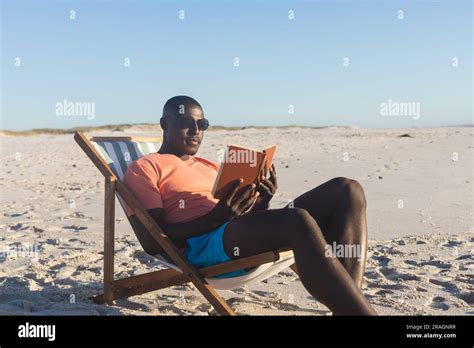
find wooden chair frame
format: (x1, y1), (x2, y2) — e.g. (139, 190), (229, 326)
(74, 131), (296, 315)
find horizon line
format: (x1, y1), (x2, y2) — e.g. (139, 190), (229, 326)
(0, 122), (473, 136)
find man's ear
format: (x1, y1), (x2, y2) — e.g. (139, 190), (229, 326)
(160, 117), (167, 131)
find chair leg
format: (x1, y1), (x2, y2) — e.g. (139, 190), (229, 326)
(190, 281), (236, 315)
(103, 178), (116, 303)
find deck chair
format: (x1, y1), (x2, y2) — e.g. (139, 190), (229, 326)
(74, 131), (295, 315)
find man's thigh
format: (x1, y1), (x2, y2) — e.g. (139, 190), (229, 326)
(285, 177), (345, 232)
(223, 208), (300, 259)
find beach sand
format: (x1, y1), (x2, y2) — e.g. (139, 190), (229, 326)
(0, 126), (472, 315)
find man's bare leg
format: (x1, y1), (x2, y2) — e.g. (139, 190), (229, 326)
(286, 177), (368, 288)
(223, 208), (376, 315)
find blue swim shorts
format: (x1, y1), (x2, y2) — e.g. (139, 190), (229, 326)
(183, 221), (247, 278)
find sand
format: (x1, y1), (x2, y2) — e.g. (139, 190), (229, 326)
(0, 126), (472, 315)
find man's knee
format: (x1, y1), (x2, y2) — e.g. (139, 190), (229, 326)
(284, 207), (319, 237)
(332, 177), (367, 208)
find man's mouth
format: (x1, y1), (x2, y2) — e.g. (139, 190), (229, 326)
(185, 138), (200, 145)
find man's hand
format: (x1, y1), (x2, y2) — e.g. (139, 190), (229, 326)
(207, 178), (259, 225)
(253, 163), (278, 210)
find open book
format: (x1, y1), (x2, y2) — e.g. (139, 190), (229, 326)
(211, 144), (276, 199)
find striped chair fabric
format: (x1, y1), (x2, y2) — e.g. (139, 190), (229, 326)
(91, 138), (163, 181)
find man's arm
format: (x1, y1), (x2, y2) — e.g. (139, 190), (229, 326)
(129, 180), (258, 255)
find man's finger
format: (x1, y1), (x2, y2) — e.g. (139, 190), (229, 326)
(258, 182), (272, 195)
(233, 184), (255, 206)
(269, 165), (277, 184)
(260, 164), (267, 181)
(238, 191), (260, 213)
(226, 178), (243, 204)
(262, 178), (275, 192)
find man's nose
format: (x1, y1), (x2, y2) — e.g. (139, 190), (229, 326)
(187, 121), (200, 134)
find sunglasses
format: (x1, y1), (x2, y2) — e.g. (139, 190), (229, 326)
(168, 116), (210, 131)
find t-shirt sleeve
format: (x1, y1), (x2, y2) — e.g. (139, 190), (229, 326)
(123, 159), (164, 216)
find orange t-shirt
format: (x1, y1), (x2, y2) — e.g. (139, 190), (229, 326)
(123, 153), (220, 224)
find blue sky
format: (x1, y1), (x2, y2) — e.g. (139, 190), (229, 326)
(1, 0), (472, 130)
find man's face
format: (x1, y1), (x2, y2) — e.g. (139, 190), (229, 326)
(164, 106), (206, 156)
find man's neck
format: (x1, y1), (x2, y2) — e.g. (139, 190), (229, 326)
(158, 142), (189, 160)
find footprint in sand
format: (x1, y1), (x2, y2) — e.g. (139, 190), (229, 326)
(230, 287), (248, 295)
(156, 304), (189, 315)
(429, 278), (459, 292)
(63, 212), (88, 220)
(9, 223), (29, 231)
(379, 267), (421, 281)
(404, 260), (418, 266)
(429, 296), (450, 311)
(456, 292), (474, 306)
(366, 281), (407, 291)
(252, 290), (276, 299)
(32, 226), (44, 233)
(420, 260), (452, 269)
(442, 240), (464, 248)
(416, 287), (428, 292)
(372, 255), (391, 267)
(364, 269), (384, 279)
(456, 254), (472, 261)
(228, 294), (302, 312)
(3, 211), (28, 217)
(129, 250), (158, 265)
(66, 238), (88, 246)
(45, 239), (61, 245)
(63, 225), (88, 231)
(195, 303), (213, 313)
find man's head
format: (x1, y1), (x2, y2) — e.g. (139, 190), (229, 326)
(160, 96), (209, 156)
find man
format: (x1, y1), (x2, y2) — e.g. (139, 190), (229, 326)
(124, 95), (377, 315)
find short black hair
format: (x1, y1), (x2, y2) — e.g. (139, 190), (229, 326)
(162, 95), (202, 118)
